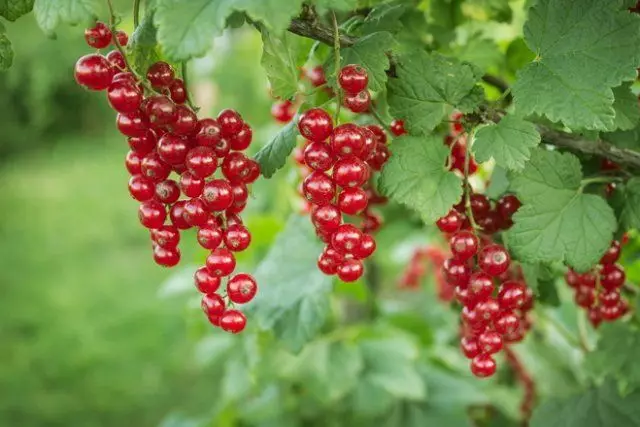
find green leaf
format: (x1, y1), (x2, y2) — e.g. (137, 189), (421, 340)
(586, 323), (640, 390)
(0, 29), (13, 71)
(531, 380), (640, 427)
(250, 215), (332, 352)
(607, 83), (640, 132)
(387, 51), (480, 134)
(512, 0), (640, 130)
(465, 0), (512, 22)
(312, 0), (359, 13)
(326, 32), (396, 92)
(601, 125), (640, 150)
(0, 0), (34, 21)
(358, 3), (407, 35)
(379, 135), (463, 224)
(473, 115), (541, 170)
(260, 29), (310, 100)
(454, 37), (502, 72)
(619, 178), (640, 230)
(128, 11), (160, 75)
(33, 0), (99, 35)
(239, 0), (305, 34)
(486, 165), (510, 199)
(254, 119), (299, 178)
(505, 149), (616, 271)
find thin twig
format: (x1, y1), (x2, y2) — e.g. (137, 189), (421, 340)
(463, 130), (480, 233)
(180, 61), (199, 112)
(331, 12), (342, 124)
(133, 0), (141, 28)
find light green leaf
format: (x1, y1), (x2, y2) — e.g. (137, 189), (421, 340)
(473, 115), (541, 170)
(387, 51), (480, 134)
(260, 29), (310, 100)
(454, 37), (502, 72)
(531, 380), (640, 427)
(221, 358), (253, 402)
(326, 32), (396, 92)
(128, 11), (160, 76)
(512, 0), (640, 130)
(358, 3), (407, 35)
(607, 83), (640, 132)
(586, 323), (640, 390)
(486, 165), (510, 199)
(619, 177), (640, 231)
(379, 135), (463, 224)
(250, 215), (332, 353)
(0, 0), (34, 21)
(239, 0), (305, 34)
(465, 0), (512, 22)
(254, 119), (299, 178)
(0, 30), (13, 71)
(33, 0), (99, 34)
(506, 149), (616, 271)
(312, 0), (359, 13)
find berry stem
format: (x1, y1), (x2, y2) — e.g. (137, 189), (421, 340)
(180, 61), (199, 112)
(331, 12), (342, 124)
(133, 0), (141, 28)
(463, 130), (480, 234)
(580, 176), (622, 189)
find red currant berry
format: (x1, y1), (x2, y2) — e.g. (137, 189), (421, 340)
(333, 156), (368, 188)
(305, 65), (327, 87)
(468, 272), (494, 303)
(442, 257), (471, 287)
(125, 150), (143, 175)
(478, 331), (503, 354)
(311, 204), (342, 232)
(156, 134), (187, 165)
(153, 245), (180, 267)
(145, 95), (178, 126)
(128, 131), (157, 155)
(75, 54), (113, 90)
(337, 259), (364, 282)
(170, 105), (198, 135)
(303, 171), (336, 205)
(600, 264), (625, 290)
(128, 174), (155, 201)
(361, 210), (383, 233)
(337, 187), (368, 215)
(473, 298), (500, 323)
(575, 286), (596, 308)
(226, 123), (252, 152)
(147, 62), (175, 87)
(107, 81), (142, 113)
(331, 224), (363, 255)
(494, 311), (520, 336)
(223, 224), (251, 252)
(497, 194), (521, 219)
(217, 109), (244, 137)
(84, 22), (112, 48)
(369, 143), (392, 172)
(206, 248), (236, 277)
(169, 79), (187, 104)
(338, 64), (368, 94)
(577, 271), (597, 288)
(470, 194), (491, 219)
(359, 127), (377, 161)
(330, 124), (366, 158)
(151, 225), (180, 248)
(195, 118), (222, 147)
(600, 241), (621, 265)
(221, 152), (250, 183)
(600, 303), (624, 322)
(271, 100), (296, 123)
(202, 293), (225, 317)
(497, 280), (527, 310)
(194, 266), (221, 294)
(202, 179), (234, 211)
(471, 354), (496, 378)
(227, 273), (258, 304)
(449, 230), (479, 261)
(180, 171), (205, 198)
(436, 210), (464, 233)
(343, 90), (371, 113)
(353, 234), (376, 259)
(197, 225), (223, 250)
(242, 160), (260, 184)
(588, 307), (602, 328)
(141, 152), (171, 182)
(186, 146), (217, 178)
(105, 50), (126, 70)
(478, 245), (511, 277)
(117, 111), (149, 137)
(298, 108), (333, 142)
(304, 141), (335, 171)
(169, 200), (191, 230)
(565, 269), (581, 288)
(183, 198), (209, 227)
(219, 309), (247, 334)
(138, 200), (166, 229)
(390, 119), (406, 136)
(114, 30), (128, 46)
(155, 179), (180, 204)
(460, 337), (481, 359)
(230, 183), (249, 206)
(599, 289), (621, 307)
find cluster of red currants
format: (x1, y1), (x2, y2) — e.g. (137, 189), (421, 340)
(446, 111), (478, 176)
(74, 22), (261, 334)
(271, 65), (329, 124)
(565, 239), (629, 327)
(295, 65), (391, 282)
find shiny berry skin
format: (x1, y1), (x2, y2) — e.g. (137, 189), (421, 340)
(333, 156), (368, 188)
(577, 271), (597, 288)
(197, 225), (223, 250)
(230, 183), (249, 206)
(306, 66), (327, 87)
(151, 224), (180, 248)
(157, 134), (188, 165)
(169, 79), (187, 104)
(337, 187), (368, 215)
(331, 224), (363, 255)
(600, 241), (621, 265)
(443, 258), (471, 287)
(140, 152), (171, 182)
(599, 290), (621, 307)
(495, 311), (520, 335)
(115, 30), (128, 46)
(271, 100), (296, 123)
(169, 201), (191, 230)
(460, 337), (480, 359)
(467, 272), (494, 302)
(186, 146), (217, 178)
(330, 124), (366, 158)
(565, 269), (580, 288)
(227, 123), (252, 151)
(478, 331), (503, 355)
(436, 209), (464, 233)
(125, 150), (143, 175)
(155, 179), (180, 204)
(170, 105), (198, 135)
(317, 250), (341, 275)
(227, 273), (258, 304)
(194, 267), (221, 294)
(600, 264), (625, 290)
(107, 81), (142, 113)
(153, 245), (180, 267)
(367, 143), (391, 171)
(473, 298), (500, 323)
(84, 22), (112, 48)
(217, 109), (244, 137)
(575, 286), (596, 308)
(221, 152), (251, 183)
(183, 198), (209, 227)
(138, 200), (166, 229)
(337, 259), (364, 282)
(223, 224), (251, 252)
(338, 64), (368, 94)
(179, 171), (205, 198)
(128, 131), (157, 155)
(359, 127), (377, 160)
(497, 281), (528, 309)
(242, 160), (260, 184)
(366, 124), (387, 144)
(145, 95), (178, 126)
(202, 179), (234, 211)
(311, 204), (342, 232)
(471, 354), (496, 378)
(478, 245), (511, 277)
(361, 210), (383, 233)
(343, 91), (371, 113)
(302, 171), (336, 205)
(206, 248), (236, 277)
(449, 230), (478, 261)
(128, 174), (155, 201)
(353, 234), (376, 259)
(106, 50), (126, 70)
(470, 194), (491, 219)
(497, 194), (521, 219)
(117, 111), (149, 137)
(304, 141), (335, 171)
(219, 310), (247, 334)
(195, 118), (222, 147)
(202, 293), (225, 317)
(390, 119), (406, 136)
(298, 108), (333, 142)
(75, 54), (113, 90)
(147, 62), (175, 87)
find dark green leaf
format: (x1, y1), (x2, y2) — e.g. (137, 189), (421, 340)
(473, 115), (541, 170)
(128, 11), (160, 75)
(607, 83), (640, 132)
(33, 0), (99, 35)
(254, 119), (299, 178)
(619, 178), (640, 230)
(260, 29), (311, 100)
(0, 0), (34, 21)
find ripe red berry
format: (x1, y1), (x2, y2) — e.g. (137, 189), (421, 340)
(157, 134), (189, 165)
(305, 66), (327, 87)
(337, 187), (368, 215)
(202, 179), (234, 211)
(443, 258), (471, 287)
(227, 273), (258, 304)
(359, 127), (377, 161)
(221, 152), (251, 183)
(436, 209), (464, 233)
(449, 230), (479, 261)
(128, 174), (155, 201)
(128, 131), (157, 155)
(125, 150), (143, 175)
(217, 109), (244, 137)
(114, 30), (128, 46)
(600, 241), (621, 265)
(219, 309), (247, 333)
(600, 264), (625, 290)
(155, 179), (180, 204)
(169, 200), (192, 230)
(230, 183), (249, 206)
(471, 354), (496, 378)
(298, 108), (333, 142)
(343, 90), (371, 113)
(478, 245), (511, 276)
(223, 224), (251, 252)
(304, 141), (335, 171)
(145, 95), (178, 126)
(317, 249), (341, 275)
(153, 245), (180, 267)
(170, 105), (198, 135)
(183, 198), (209, 227)
(197, 225), (223, 250)
(186, 146), (217, 178)
(330, 124), (366, 158)
(599, 290), (621, 307)
(470, 194), (491, 219)
(361, 210), (383, 233)
(588, 307), (602, 328)
(138, 200), (166, 229)
(271, 100), (296, 123)
(497, 194), (521, 220)
(497, 281), (527, 309)
(117, 111), (149, 137)
(495, 311), (520, 335)
(338, 64), (368, 94)
(202, 293), (225, 317)
(206, 248), (236, 277)
(147, 62), (175, 87)
(194, 266), (221, 294)
(180, 171), (205, 198)
(168, 79), (187, 104)
(478, 331), (503, 354)
(460, 337), (481, 359)
(105, 50), (126, 70)
(141, 152), (171, 182)
(353, 234), (376, 259)
(303, 171), (336, 205)
(390, 119), (406, 136)
(333, 156), (368, 188)
(75, 54), (113, 90)
(331, 224), (363, 255)
(575, 286), (596, 308)
(337, 259), (364, 282)
(107, 81), (142, 113)
(468, 271), (494, 302)
(473, 298), (500, 323)
(311, 204), (342, 232)
(84, 22), (112, 49)
(195, 118), (222, 147)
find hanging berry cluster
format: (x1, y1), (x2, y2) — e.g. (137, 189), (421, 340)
(296, 65), (390, 282)
(565, 239), (629, 328)
(74, 22), (262, 334)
